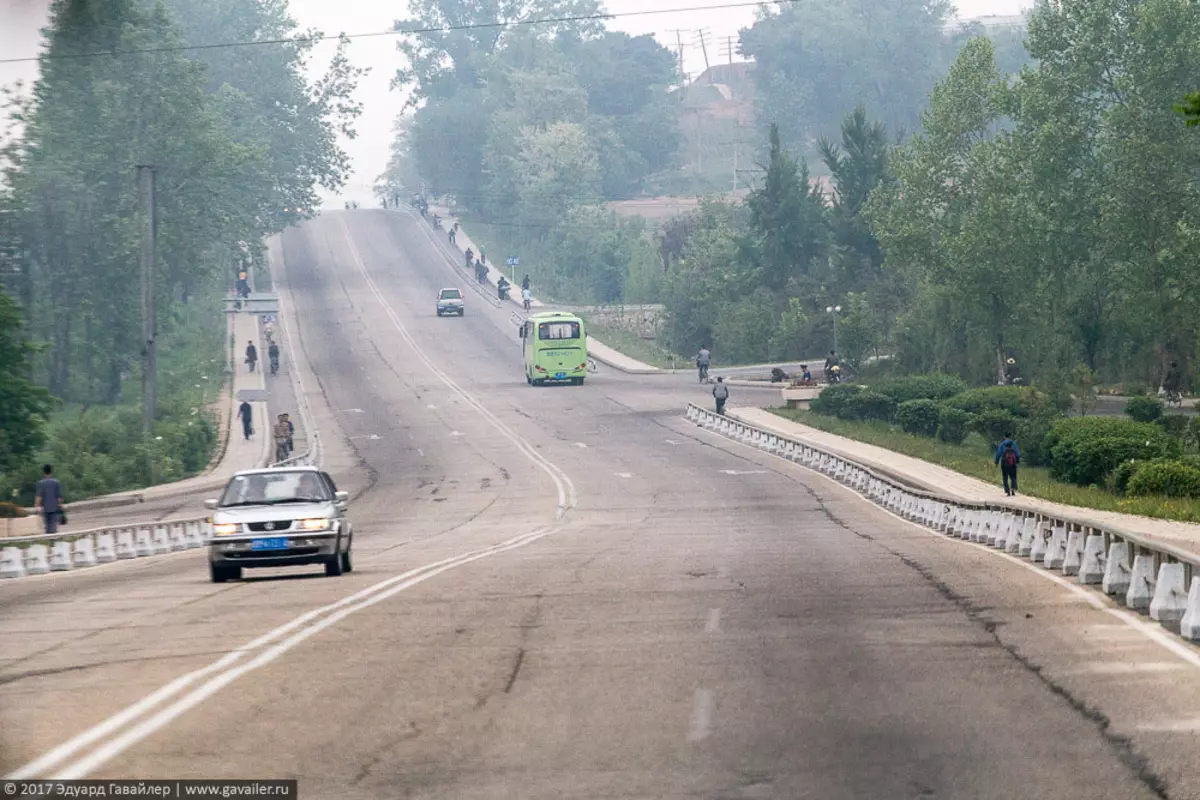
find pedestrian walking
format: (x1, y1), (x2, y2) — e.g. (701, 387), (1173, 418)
(34, 464), (65, 534)
(284, 413), (295, 453)
(995, 435), (1021, 496)
(245, 340), (257, 372)
(237, 400), (253, 440)
(713, 377), (729, 415)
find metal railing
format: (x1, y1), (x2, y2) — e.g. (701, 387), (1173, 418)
(686, 403), (1200, 643)
(0, 516), (212, 578)
(268, 254), (320, 469)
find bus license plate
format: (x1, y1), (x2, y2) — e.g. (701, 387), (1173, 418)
(555, 372), (566, 379)
(251, 537), (289, 550)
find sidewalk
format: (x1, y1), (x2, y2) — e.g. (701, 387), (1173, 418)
(731, 407), (1200, 556)
(423, 205), (662, 374)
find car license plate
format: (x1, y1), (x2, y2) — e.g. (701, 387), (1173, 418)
(555, 372), (566, 379)
(251, 536), (289, 550)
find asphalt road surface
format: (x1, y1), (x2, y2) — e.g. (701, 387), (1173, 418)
(6, 209), (1200, 799)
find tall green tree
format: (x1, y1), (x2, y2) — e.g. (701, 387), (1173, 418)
(0, 288), (53, 487)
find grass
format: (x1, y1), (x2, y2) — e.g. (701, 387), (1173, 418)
(582, 321), (687, 370)
(774, 408), (1200, 524)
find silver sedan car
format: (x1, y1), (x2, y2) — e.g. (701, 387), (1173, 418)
(205, 466), (353, 583)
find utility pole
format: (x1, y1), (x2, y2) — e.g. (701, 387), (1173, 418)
(667, 29), (688, 88)
(695, 28), (711, 73)
(724, 35), (736, 70)
(137, 164), (158, 435)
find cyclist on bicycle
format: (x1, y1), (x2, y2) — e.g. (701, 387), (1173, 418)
(696, 347), (711, 383)
(268, 341), (280, 376)
(1164, 361), (1184, 404)
(272, 414), (291, 463)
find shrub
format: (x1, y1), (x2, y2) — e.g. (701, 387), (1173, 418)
(896, 399), (941, 437)
(810, 383), (864, 417)
(1125, 395), (1164, 423)
(1045, 417), (1177, 487)
(972, 409), (1019, 447)
(1188, 416), (1200, 450)
(945, 386), (1046, 418)
(870, 373), (968, 405)
(1110, 459), (1142, 494)
(1158, 413), (1189, 440)
(1127, 460), (1200, 498)
(1013, 413), (1058, 467)
(937, 407), (972, 445)
(0, 502), (27, 518)
(837, 391), (896, 422)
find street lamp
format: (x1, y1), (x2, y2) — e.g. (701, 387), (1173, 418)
(826, 304), (842, 357)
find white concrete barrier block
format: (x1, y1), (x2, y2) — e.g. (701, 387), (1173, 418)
(151, 525), (171, 554)
(1019, 519), (1038, 556)
(184, 521), (205, 548)
(1044, 524), (1068, 570)
(1127, 554), (1157, 610)
(1150, 563), (1188, 623)
(1030, 523), (1050, 562)
(168, 523), (188, 551)
(24, 544), (49, 575)
(134, 527), (155, 557)
(116, 528), (137, 559)
(95, 531), (117, 562)
(1, 547), (25, 578)
(1078, 534), (1106, 584)
(1062, 529), (1085, 576)
(49, 540), (73, 571)
(973, 514), (990, 543)
(1102, 541), (1132, 596)
(985, 513), (1002, 546)
(1006, 517), (1027, 554)
(72, 536), (97, 568)
(1179, 578), (1200, 641)
(954, 511), (972, 539)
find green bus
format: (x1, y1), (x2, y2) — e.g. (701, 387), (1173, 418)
(519, 311), (588, 385)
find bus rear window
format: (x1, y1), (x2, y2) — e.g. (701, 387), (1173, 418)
(539, 321), (580, 340)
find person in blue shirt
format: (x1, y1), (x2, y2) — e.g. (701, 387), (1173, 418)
(994, 436), (1021, 496)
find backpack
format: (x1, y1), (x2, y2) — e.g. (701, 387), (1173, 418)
(1002, 444), (1018, 468)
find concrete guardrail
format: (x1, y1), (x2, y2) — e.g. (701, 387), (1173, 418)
(685, 402), (1200, 643)
(0, 517), (212, 579)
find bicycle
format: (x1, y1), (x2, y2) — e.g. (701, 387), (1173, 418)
(1166, 389), (1184, 409)
(698, 364), (709, 383)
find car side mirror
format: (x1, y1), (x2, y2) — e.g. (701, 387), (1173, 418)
(335, 491), (349, 503)
(203, 499), (219, 510)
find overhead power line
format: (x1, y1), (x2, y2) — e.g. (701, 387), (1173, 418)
(0, 0), (802, 65)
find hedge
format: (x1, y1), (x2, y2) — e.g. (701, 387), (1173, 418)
(896, 399), (941, 437)
(937, 407), (972, 445)
(1045, 417), (1177, 487)
(810, 383), (864, 417)
(869, 373), (967, 405)
(944, 386), (1047, 419)
(1127, 460), (1200, 498)
(972, 409), (1018, 447)
(1124, 395), (1163, 423)
(837, 391), (896, 423)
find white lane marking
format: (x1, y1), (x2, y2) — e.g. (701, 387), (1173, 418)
(697, 423), (1200, 671)
(449, 431), (465, 437)
(1137, 718), (1200, 732)
(338, 408), (365, 413)
(664, 439), (680, 445)
(339, 216), (575, 519)
(614, 473), (633, 479)
(417, 449), (424, 458)
(427, 404), (437, 410)
(1065, 662), (1186, 676)
(686, 689), (714, 742)
(705, 608), (721, 633)
(572, 442), (588, 448)
(719, 469), (768, 475)
(13, 527), (556, 780)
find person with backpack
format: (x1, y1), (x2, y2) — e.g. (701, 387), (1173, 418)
(995, 436), (1021, 496)
(713, 377), (729, 415)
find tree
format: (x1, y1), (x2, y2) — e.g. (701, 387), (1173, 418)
(0, 288), (53, 486)
(741, 123), (827, 294)
(392, 0), (603, 105)
(1178, 91), (1200, 126)
(740, 0), (953, 151)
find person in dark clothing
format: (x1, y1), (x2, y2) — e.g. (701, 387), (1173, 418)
(237, 400), (253, 440)
(35, 464), (64, 534)
(995, 436), (1021, 496)
(522, 274), (531, 291)
(245, 341), (257, 372)
(713, 377), (729, 415)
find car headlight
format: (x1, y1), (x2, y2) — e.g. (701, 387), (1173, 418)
(213, 523), (239, 536)
(298, 518), (332, 531)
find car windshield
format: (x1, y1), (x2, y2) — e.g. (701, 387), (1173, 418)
(219, 472), (331, 506)
(441, 289), (461, 299)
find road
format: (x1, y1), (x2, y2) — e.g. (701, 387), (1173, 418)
(4, 209), (1200, 799)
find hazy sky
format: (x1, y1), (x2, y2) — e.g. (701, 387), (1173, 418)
(2, 0), (1030, 204)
